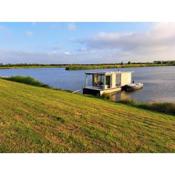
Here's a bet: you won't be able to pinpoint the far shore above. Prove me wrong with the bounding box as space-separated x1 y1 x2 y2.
65 63 174 70
0 61 175 70
0 64 66 69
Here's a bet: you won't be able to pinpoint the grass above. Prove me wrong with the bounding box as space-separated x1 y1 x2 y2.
119 99 175 116
0 78 175 152
2 76 50 88
0 64 66 69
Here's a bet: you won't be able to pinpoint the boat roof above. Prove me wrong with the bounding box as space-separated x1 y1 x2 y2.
85 71 132 75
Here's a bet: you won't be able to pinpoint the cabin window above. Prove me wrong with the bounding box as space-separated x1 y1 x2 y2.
92 74 104 88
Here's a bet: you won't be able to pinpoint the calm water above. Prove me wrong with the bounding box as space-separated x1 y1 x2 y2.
0 66 175 103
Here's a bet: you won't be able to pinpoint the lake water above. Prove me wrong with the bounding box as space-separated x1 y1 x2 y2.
0 66 175 103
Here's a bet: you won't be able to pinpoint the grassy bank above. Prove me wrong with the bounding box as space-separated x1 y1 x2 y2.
2 76 50 88
0 78 175 152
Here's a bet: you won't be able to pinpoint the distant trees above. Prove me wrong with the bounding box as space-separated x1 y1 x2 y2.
154 60 175 65
154 61 163 64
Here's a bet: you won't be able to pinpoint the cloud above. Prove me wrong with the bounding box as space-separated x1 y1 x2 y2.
25 31 33 37
1 23 175 64
0 49 72 64
67 23 77 31
64 51 71 55
78 23 175 61
0 48 110 64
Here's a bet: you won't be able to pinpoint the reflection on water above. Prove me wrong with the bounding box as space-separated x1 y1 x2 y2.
114 91 132 101
0 66 175 103
110 89 144 102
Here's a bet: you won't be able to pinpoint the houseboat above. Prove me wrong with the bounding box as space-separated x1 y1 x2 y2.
83 71 133 96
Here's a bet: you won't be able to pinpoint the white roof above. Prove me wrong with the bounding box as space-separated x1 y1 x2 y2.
85 71 132 75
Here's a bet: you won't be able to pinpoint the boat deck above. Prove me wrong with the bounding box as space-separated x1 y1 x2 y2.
83 86 121 96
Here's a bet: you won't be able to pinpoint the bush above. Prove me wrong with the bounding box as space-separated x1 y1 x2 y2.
3 76 49 88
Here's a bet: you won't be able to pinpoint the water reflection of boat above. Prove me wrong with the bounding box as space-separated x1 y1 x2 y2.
122 83 144 92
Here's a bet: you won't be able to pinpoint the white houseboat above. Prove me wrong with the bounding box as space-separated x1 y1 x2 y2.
83 71 133 96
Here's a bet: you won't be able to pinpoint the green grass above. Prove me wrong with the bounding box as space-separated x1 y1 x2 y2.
0 78 175 152
2 76 50 88
0 64 66 69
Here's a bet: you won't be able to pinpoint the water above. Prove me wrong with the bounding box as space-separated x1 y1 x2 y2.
0 66 175 103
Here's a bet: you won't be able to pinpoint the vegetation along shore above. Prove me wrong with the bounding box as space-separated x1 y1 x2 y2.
0 60 175 70
0 64 66 69
0 76 175 152
65 61 175 70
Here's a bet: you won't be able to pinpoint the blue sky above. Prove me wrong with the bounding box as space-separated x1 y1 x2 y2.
0 22 174 64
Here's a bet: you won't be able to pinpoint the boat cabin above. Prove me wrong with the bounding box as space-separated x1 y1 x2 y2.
83 71 132 96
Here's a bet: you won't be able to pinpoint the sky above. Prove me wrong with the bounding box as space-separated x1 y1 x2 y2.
0 22 175 64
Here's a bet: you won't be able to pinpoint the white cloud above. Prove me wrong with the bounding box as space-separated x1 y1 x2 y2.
25 31 33 37
79 23 175 61
0 49 73 64
64 51 71 55
1 23 175 64
67 23 77 31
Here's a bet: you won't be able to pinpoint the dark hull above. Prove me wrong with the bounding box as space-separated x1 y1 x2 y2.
83 88 101 96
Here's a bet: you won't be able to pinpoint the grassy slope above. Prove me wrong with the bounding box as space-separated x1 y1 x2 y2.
0 79 175 153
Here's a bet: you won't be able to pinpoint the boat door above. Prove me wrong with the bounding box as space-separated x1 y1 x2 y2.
116 73 121 86
106 75 111 88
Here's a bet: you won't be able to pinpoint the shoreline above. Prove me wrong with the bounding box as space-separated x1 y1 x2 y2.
0 65 65 70
65 63 174 70
1 75 175 116
0 63 175 70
